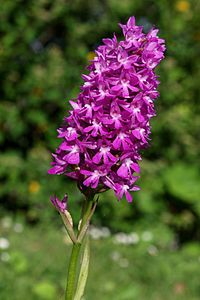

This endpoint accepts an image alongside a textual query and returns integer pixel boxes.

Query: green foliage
[33,281,57,300]
[164,163,200,212]
[0,222,200,299]
[10,251,29,274]
[0,0,199,244]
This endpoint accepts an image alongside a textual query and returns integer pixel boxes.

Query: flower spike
[49,16,165,202]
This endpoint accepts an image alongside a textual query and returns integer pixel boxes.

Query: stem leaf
[74,236,90,300]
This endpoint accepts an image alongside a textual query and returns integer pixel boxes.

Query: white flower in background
[110,251,129,268]
[0,237,10,250]
[89,226,111,240]
[129,232,140,244]
[0,252,10,262]
[101,227,111,238]
[141,231,153,242]
[147,245,158,256]
[89,226,102,240]
[114,232,140,245]
[1,217,12,229]
[110,251,121,261]
[118,258,129,268]
[114,233,127,244]
[13,223,24,233]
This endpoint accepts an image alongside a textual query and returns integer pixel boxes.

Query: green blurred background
[0,0,200,299]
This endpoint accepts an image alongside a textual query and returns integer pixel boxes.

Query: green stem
[66,242,81,300]
[78,200,94,237]
[74,235,90,300]
[65,196,96,300]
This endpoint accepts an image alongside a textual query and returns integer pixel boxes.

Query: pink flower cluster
[48,16,165,202]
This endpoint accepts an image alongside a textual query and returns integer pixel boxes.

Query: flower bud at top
[50,194,68,213]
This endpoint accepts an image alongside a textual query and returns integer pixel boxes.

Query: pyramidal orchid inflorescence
[48,16,165,203]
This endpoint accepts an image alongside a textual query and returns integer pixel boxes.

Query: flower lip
[99,146,110,153]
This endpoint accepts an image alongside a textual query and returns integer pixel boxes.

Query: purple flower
[59,143,80,164]
[115,183,140,203]
[48,16,165,202]
[80,169,107,189]
[92,146,117,164]
[83,120,107,137]
[57,127,78,141]
[50,194,68,213]
[117,158,140,178]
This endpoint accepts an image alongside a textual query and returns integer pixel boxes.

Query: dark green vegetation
[0,0,200,298]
